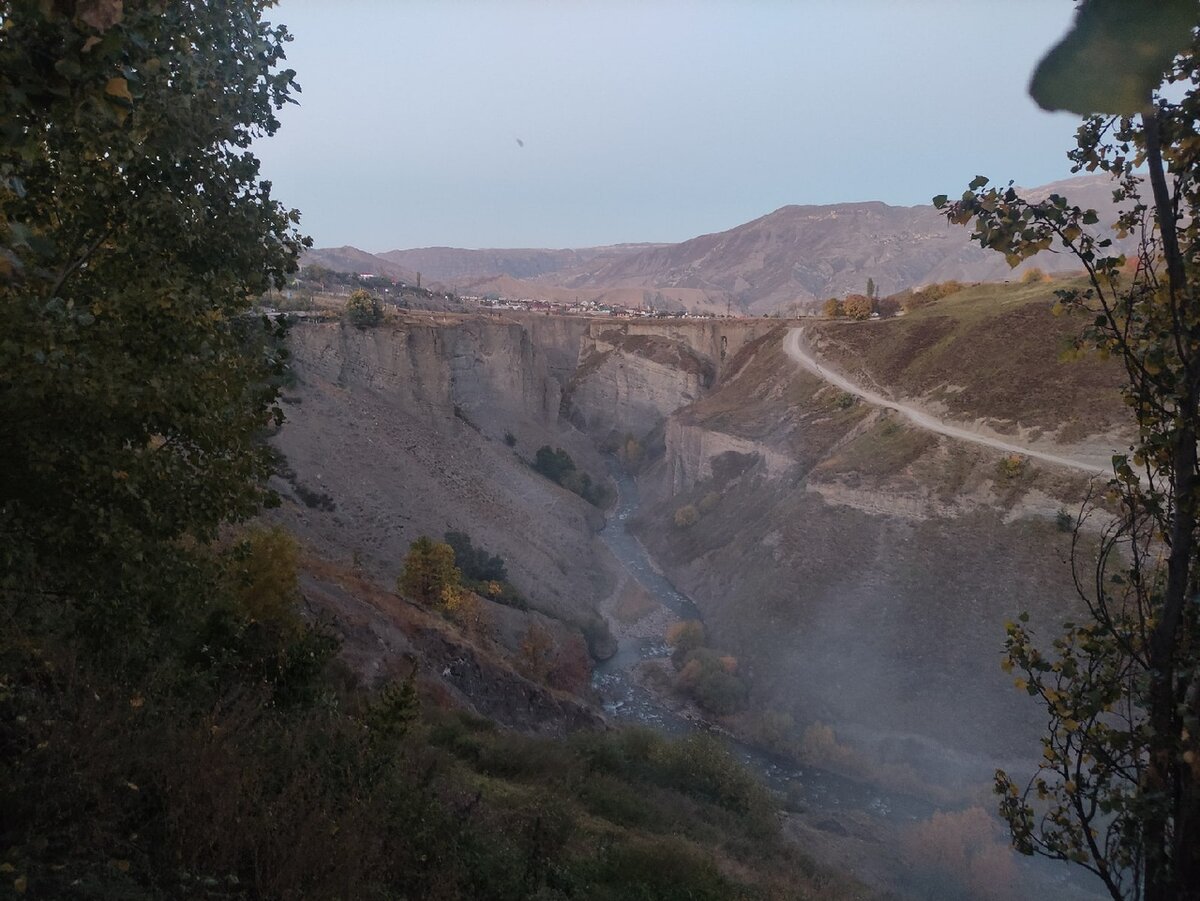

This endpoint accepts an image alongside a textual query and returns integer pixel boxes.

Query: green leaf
[969,175,990,191]
[1029,0,1195,114]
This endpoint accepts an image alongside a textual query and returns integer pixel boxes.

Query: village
[462,293,722,319]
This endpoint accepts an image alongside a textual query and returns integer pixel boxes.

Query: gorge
[271,280,1129,897]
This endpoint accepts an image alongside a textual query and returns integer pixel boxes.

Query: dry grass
[810,277,1127,436]
[900,806,1026,900]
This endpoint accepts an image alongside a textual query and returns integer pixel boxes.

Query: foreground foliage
[938,20,1200,901]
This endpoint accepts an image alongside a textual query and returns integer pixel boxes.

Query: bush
[915,280,965,303]
[666,620,706,666]
[821,297,843,318]
[397,536,460,604]
[531,445,610,507]
[224,526,303,634]
[619,435,644,468]
[900,807,1022,900]
[444,531,507,583]
[996,453,1027,480]
[677,648,748,716]
[504,431,517,447]
[533,445,576,483]
[345,288,383,328]
[673,504,699,528]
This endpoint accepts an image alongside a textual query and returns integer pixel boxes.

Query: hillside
[375,243,661,282]
[308,174,1135,314]
[304,244,419,282]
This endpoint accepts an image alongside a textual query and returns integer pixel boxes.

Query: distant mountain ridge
[304,175,1133,313]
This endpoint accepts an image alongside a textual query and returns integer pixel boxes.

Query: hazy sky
[255,1,1083,252]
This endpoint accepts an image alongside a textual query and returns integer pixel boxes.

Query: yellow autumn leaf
[14,875,27,894]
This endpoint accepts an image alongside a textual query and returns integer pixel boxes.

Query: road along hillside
[784,327,1113,476]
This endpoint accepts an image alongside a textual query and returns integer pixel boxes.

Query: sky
[255,1,1084,252]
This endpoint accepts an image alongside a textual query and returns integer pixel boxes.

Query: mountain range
[304,174,1130,313]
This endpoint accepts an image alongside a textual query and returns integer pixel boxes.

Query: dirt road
[784,327,1112,476]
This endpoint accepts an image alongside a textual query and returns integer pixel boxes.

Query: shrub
[917,279,965,302]
[676,648,748,716]
[996,453,1026,480]
[533,445,576,482]
[821,297,844,318]
[504,431,517,447]
[666,620,706,666]
[1056,508,1074,532]
[900,807,1022,900]
[531,445,610,507]
[1021,266,1050,283]
[619,435,644,467]
[518,623,555,682]
[445,530,507,583]
[698,491,720,514]
[397,536,460,604]
[441,584,487,633]
[548,632,592,694]
[345,288,383,328]
[224,526,303,634]
[673,504,699,528]
[875,294,902,318]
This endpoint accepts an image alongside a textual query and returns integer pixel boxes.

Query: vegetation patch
[531,445,612,507]
[665,621,749,716]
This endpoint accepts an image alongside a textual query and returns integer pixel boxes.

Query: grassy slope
[809,278,1128,438]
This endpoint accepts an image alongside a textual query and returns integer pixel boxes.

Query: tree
[532,445,576,482]
[935,15,1200,899]
[841,293,874,320]
[0,2,306,635]
[866,277,876,299]
[821,297,844,318]
[345,288,382,327]
[398,536,460,605]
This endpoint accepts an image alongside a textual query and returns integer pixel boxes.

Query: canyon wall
[279,305,1125,792]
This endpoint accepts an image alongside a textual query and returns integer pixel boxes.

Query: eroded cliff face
[275,312,782,655]
[275,316,616,637]
[287,317,564,440]
[559,319,776,444]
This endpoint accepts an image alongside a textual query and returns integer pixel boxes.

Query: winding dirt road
[784,327,1112,476]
